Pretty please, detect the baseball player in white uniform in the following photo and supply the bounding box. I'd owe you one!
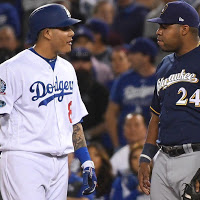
[0,4,97,200]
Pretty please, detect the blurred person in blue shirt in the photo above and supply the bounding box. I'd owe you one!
[110,144,150,200]
[105,37,158,150]
[107,45,131,91]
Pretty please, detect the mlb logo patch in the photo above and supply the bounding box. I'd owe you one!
[0,100,6,108]
[0,79,6,95]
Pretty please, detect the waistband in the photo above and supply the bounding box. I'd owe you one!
[157,143,200,157]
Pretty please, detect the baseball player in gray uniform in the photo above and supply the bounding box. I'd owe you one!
[0,4,97,200]
[138,1,200,200]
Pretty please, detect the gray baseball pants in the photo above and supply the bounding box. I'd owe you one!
[150,149,200,200]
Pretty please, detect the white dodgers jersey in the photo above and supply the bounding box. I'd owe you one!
[0,49,88,156]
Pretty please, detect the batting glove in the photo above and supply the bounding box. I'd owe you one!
[82,161,97,195]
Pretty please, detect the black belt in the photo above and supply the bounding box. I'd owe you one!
[158,143,200,157]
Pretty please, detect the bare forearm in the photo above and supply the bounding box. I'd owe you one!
[72,123,87,151]
[145,113,160,145]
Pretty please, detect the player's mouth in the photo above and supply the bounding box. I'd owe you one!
[157,38,164,46]
[67,40,73,45]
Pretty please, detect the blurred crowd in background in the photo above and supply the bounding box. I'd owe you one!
[0,0,200,199]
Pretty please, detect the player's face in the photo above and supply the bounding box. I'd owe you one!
[49,27,74,54]
[124,115,146,144]
[156,24,182,52]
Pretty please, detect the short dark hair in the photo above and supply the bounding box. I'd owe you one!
[189,27,199,37]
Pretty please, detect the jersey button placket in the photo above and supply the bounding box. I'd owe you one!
[53,73,63,153]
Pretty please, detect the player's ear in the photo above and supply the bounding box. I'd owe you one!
[42,28,52,40]
[181,25,190,36]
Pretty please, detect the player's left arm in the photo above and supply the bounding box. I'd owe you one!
[72,123,97,195]
[72,123,87,150]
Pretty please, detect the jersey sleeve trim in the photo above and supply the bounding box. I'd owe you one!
[150,106,160,116]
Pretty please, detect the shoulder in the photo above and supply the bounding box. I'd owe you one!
[156,53,175,73]
[0,50,30,71]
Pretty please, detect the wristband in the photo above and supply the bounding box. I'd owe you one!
[81,160,95,169]
[74,147,91,165]
[139,143,158,164]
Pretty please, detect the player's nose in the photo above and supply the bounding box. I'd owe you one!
[156,27,162,36]
[69,29,75,37]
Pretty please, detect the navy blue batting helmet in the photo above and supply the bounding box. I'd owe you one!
[28,4,81,43]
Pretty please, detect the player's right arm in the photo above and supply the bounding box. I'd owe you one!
[138,112,159,195]
[105,101,120,149]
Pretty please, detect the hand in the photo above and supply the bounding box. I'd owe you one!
[82,167,97,195]
[138,162,151,195]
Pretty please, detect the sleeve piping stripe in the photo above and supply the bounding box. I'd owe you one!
[150,106,160,115]
[140,154,152,161]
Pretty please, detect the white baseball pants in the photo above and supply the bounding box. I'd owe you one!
[0,151,68,200]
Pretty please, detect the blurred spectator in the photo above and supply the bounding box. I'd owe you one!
[53,0,71,10]
[93,0,115,25]
[111,46,130,76]
[72,25,113,86]
[193,0,200,36]
[111,0,149,43]
[73,25,94,51]
[70,0,86,23]
[80,0,98,20]
[110,144,150,200]
[79,0,114,20]
[143,0,178,42]
[107,45,131,90]
[105,37,157,149]
[87,18,112,66]
[88,143,114,200]
[193,0,200,15]
[69,48,109,143]
[111,113,146,176]
[0,3,21,37]
[0,25,23,54]
[135,0,158,10]
[0,48,14,64]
